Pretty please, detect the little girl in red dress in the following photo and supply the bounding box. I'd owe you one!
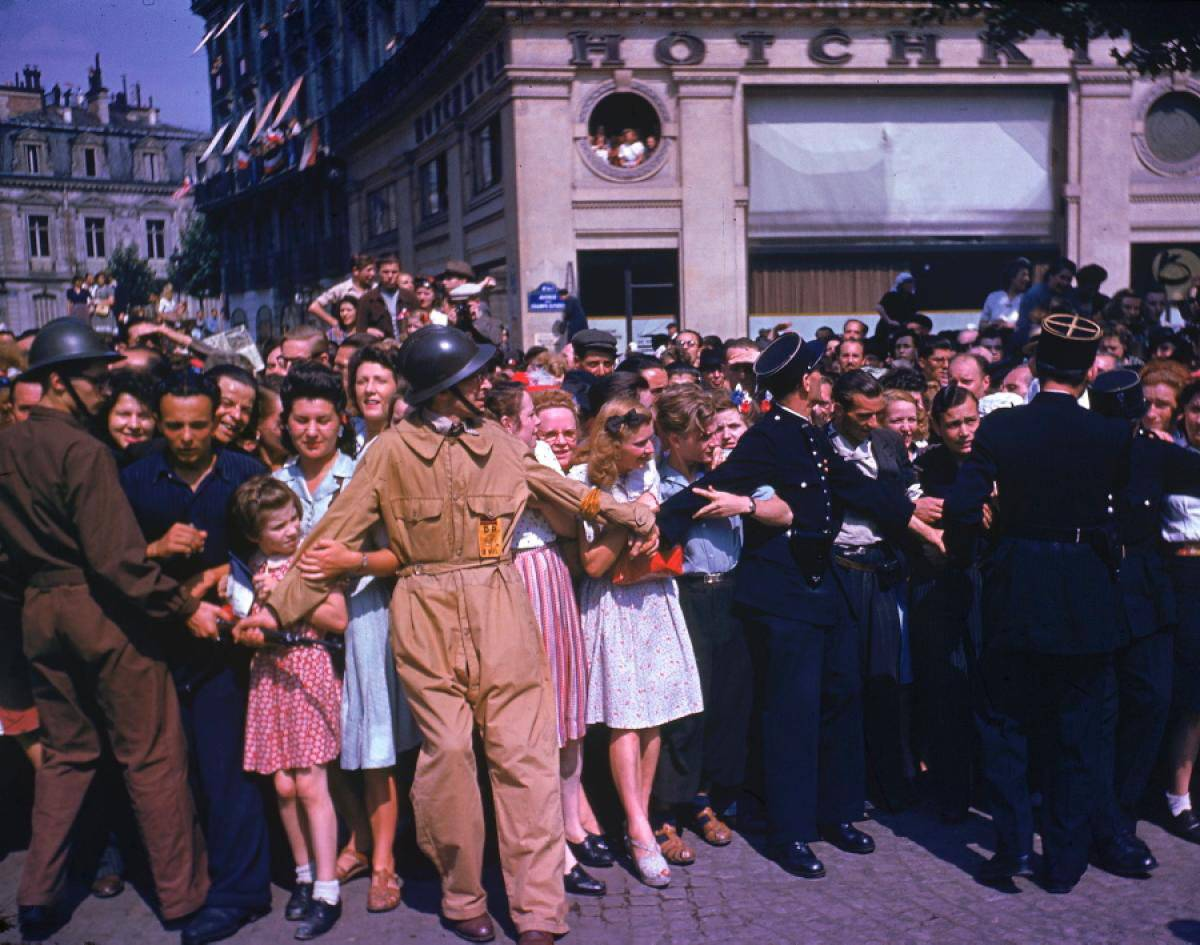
[230,477,347,940]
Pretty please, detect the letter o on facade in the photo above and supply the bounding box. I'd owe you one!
[654,32,706,67]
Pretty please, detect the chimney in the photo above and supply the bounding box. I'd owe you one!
[86,53,110,123]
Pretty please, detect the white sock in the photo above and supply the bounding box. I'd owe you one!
[295,863,313,884]
[1167,791,1193,817]
[312,879,340,906]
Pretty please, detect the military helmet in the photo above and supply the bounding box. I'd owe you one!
[23,318,119,379]
[399,325,496,405]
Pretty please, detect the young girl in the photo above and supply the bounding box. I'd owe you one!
[231,476,348,940]
[570,398,703,888]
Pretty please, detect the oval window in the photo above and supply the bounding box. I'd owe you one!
[1145,92,1200,165]
[587,93,663,171]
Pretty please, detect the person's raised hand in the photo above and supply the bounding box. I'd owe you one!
[692,486,752,521]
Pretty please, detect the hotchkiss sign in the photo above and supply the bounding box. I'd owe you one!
[566,29,1091,69]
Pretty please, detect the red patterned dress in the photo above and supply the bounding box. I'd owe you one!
[243,556,342,774]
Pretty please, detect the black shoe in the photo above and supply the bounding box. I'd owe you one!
[1167,808,1200,844]
[567,833,614,868]
[285,883,314,921]
[295,900,341,940]
[181,905,270,945]
[18,905,59,940]
[1093,834,1157,877]
[1041,876,1077,895]
[818,822,875,855]
[769,841,826,879]
[977,852,1034,885]
[564,864,606,897]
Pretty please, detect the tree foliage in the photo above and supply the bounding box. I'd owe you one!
[107,243,156,310]
[168,214,222,301]
[920,1,1200,75]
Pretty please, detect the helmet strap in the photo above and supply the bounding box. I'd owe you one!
[450,382,483,417]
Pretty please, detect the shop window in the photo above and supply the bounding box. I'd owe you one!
[586,92,662,172]
[472,113,502,193]
[1145,92,1200,165]
[419,153,448,220]
[27,215,51,258]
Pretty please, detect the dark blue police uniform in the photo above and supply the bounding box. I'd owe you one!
[658,335,913,875]
[945,378,1133,889]
[120,446,271,914]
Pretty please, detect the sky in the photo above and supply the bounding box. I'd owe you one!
[0,0,211,131]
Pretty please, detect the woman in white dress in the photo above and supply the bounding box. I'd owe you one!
[570,398,703,888]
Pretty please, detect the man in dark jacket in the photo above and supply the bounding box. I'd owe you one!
[945,314,1134,893]
[0,320,221,938]
[356,254,419,339]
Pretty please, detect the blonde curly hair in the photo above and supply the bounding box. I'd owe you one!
[582,397,652,489]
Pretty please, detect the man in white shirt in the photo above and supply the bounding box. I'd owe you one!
[617,128,646,168]
[308,254,377,328]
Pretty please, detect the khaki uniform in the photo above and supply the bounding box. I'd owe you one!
[0,407,207,917]
[270,413,653,934]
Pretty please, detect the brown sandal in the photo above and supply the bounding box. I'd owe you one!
[654,823,695,865]
[367,870,402,913]
[694,806,733,846]
[335,849,370,884]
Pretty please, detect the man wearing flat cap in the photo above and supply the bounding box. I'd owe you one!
[571,329,618,377]
[945,314,1144,893]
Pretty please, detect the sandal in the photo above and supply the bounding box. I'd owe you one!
[335,849,370,884]
[653,822,695,865]
[625,834,670,888]
[366,870,402,913]
[694,806,733,846]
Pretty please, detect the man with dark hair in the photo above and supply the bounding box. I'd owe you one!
[945,314,1137,893]
[890,332,917,366]
[919,337,954,387]
[11,376,43,423]
[659,335,922,881]
[835,339,866,375]
[1014,257,1077,349]
[0,321,220,939]
[617,352,667,399]
[674,329,702,367]
[828,370,934,811]
[308,254,377,329]
[357,254,420,339]
[571,329,618,378]
[842,319,867,343]
[121,372,270,945]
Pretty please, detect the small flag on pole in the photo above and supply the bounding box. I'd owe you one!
[172,175,194,200]
[299,126,319,169]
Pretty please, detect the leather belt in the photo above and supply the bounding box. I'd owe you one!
[834,555,878,573]
[396,557,511,578]
[676,572,734,585]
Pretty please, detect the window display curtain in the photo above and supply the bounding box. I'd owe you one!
[750,262,893,315]
[747,89,1056,240]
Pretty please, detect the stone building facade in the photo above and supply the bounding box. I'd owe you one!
[0,60,204,333]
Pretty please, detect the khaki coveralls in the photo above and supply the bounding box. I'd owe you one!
[269,413,653,935]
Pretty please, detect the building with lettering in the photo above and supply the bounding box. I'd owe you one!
[0,59,205,333]
[198,1,1200,344]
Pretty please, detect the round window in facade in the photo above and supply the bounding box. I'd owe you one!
[1145,92,1200,165]
[581,90,668,182]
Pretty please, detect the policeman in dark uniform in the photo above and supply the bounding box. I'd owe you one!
[0,319,221,937]
[945,314,1133,893]
[658,333,915,878]
[1088,369,1200,875]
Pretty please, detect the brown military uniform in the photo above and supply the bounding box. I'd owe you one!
[269,412,654,935]
[0,406,208,917]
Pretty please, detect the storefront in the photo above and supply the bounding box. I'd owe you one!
[339,2,1200,347]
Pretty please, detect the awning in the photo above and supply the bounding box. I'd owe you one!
[199,120,231,162]
[222,109,255,156]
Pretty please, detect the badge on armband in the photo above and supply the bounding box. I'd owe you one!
[478,518,503,559]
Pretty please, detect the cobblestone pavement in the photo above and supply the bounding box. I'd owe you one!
[3,807,1199,945]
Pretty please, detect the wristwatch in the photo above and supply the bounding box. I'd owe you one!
[746,496,757,518]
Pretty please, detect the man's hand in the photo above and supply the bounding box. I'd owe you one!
[149,523,207,558]
[298,539,359,580]
[908,517,946,555]
[186,601,224,641]
[232,610,279,649]
[692,486,754,520]
[635,491,659,511]
[914,496,944,526]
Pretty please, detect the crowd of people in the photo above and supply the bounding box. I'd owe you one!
[2,252,1200,945]
[589,126,659,168]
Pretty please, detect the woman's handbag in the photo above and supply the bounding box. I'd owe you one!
[611,543,684,586]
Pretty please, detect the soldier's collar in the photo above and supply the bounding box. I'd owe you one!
[401,411,492,461]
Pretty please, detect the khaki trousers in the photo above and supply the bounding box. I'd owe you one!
[391,564,567,935]
[19,585,208,919]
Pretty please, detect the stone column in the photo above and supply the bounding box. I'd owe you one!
[675,74,745,340]
[507,71,575,347]
[1073,68,1133,287]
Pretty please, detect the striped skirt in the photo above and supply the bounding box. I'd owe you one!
[514,544,589,747]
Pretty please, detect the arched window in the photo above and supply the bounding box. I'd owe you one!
[585,92,663,173]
